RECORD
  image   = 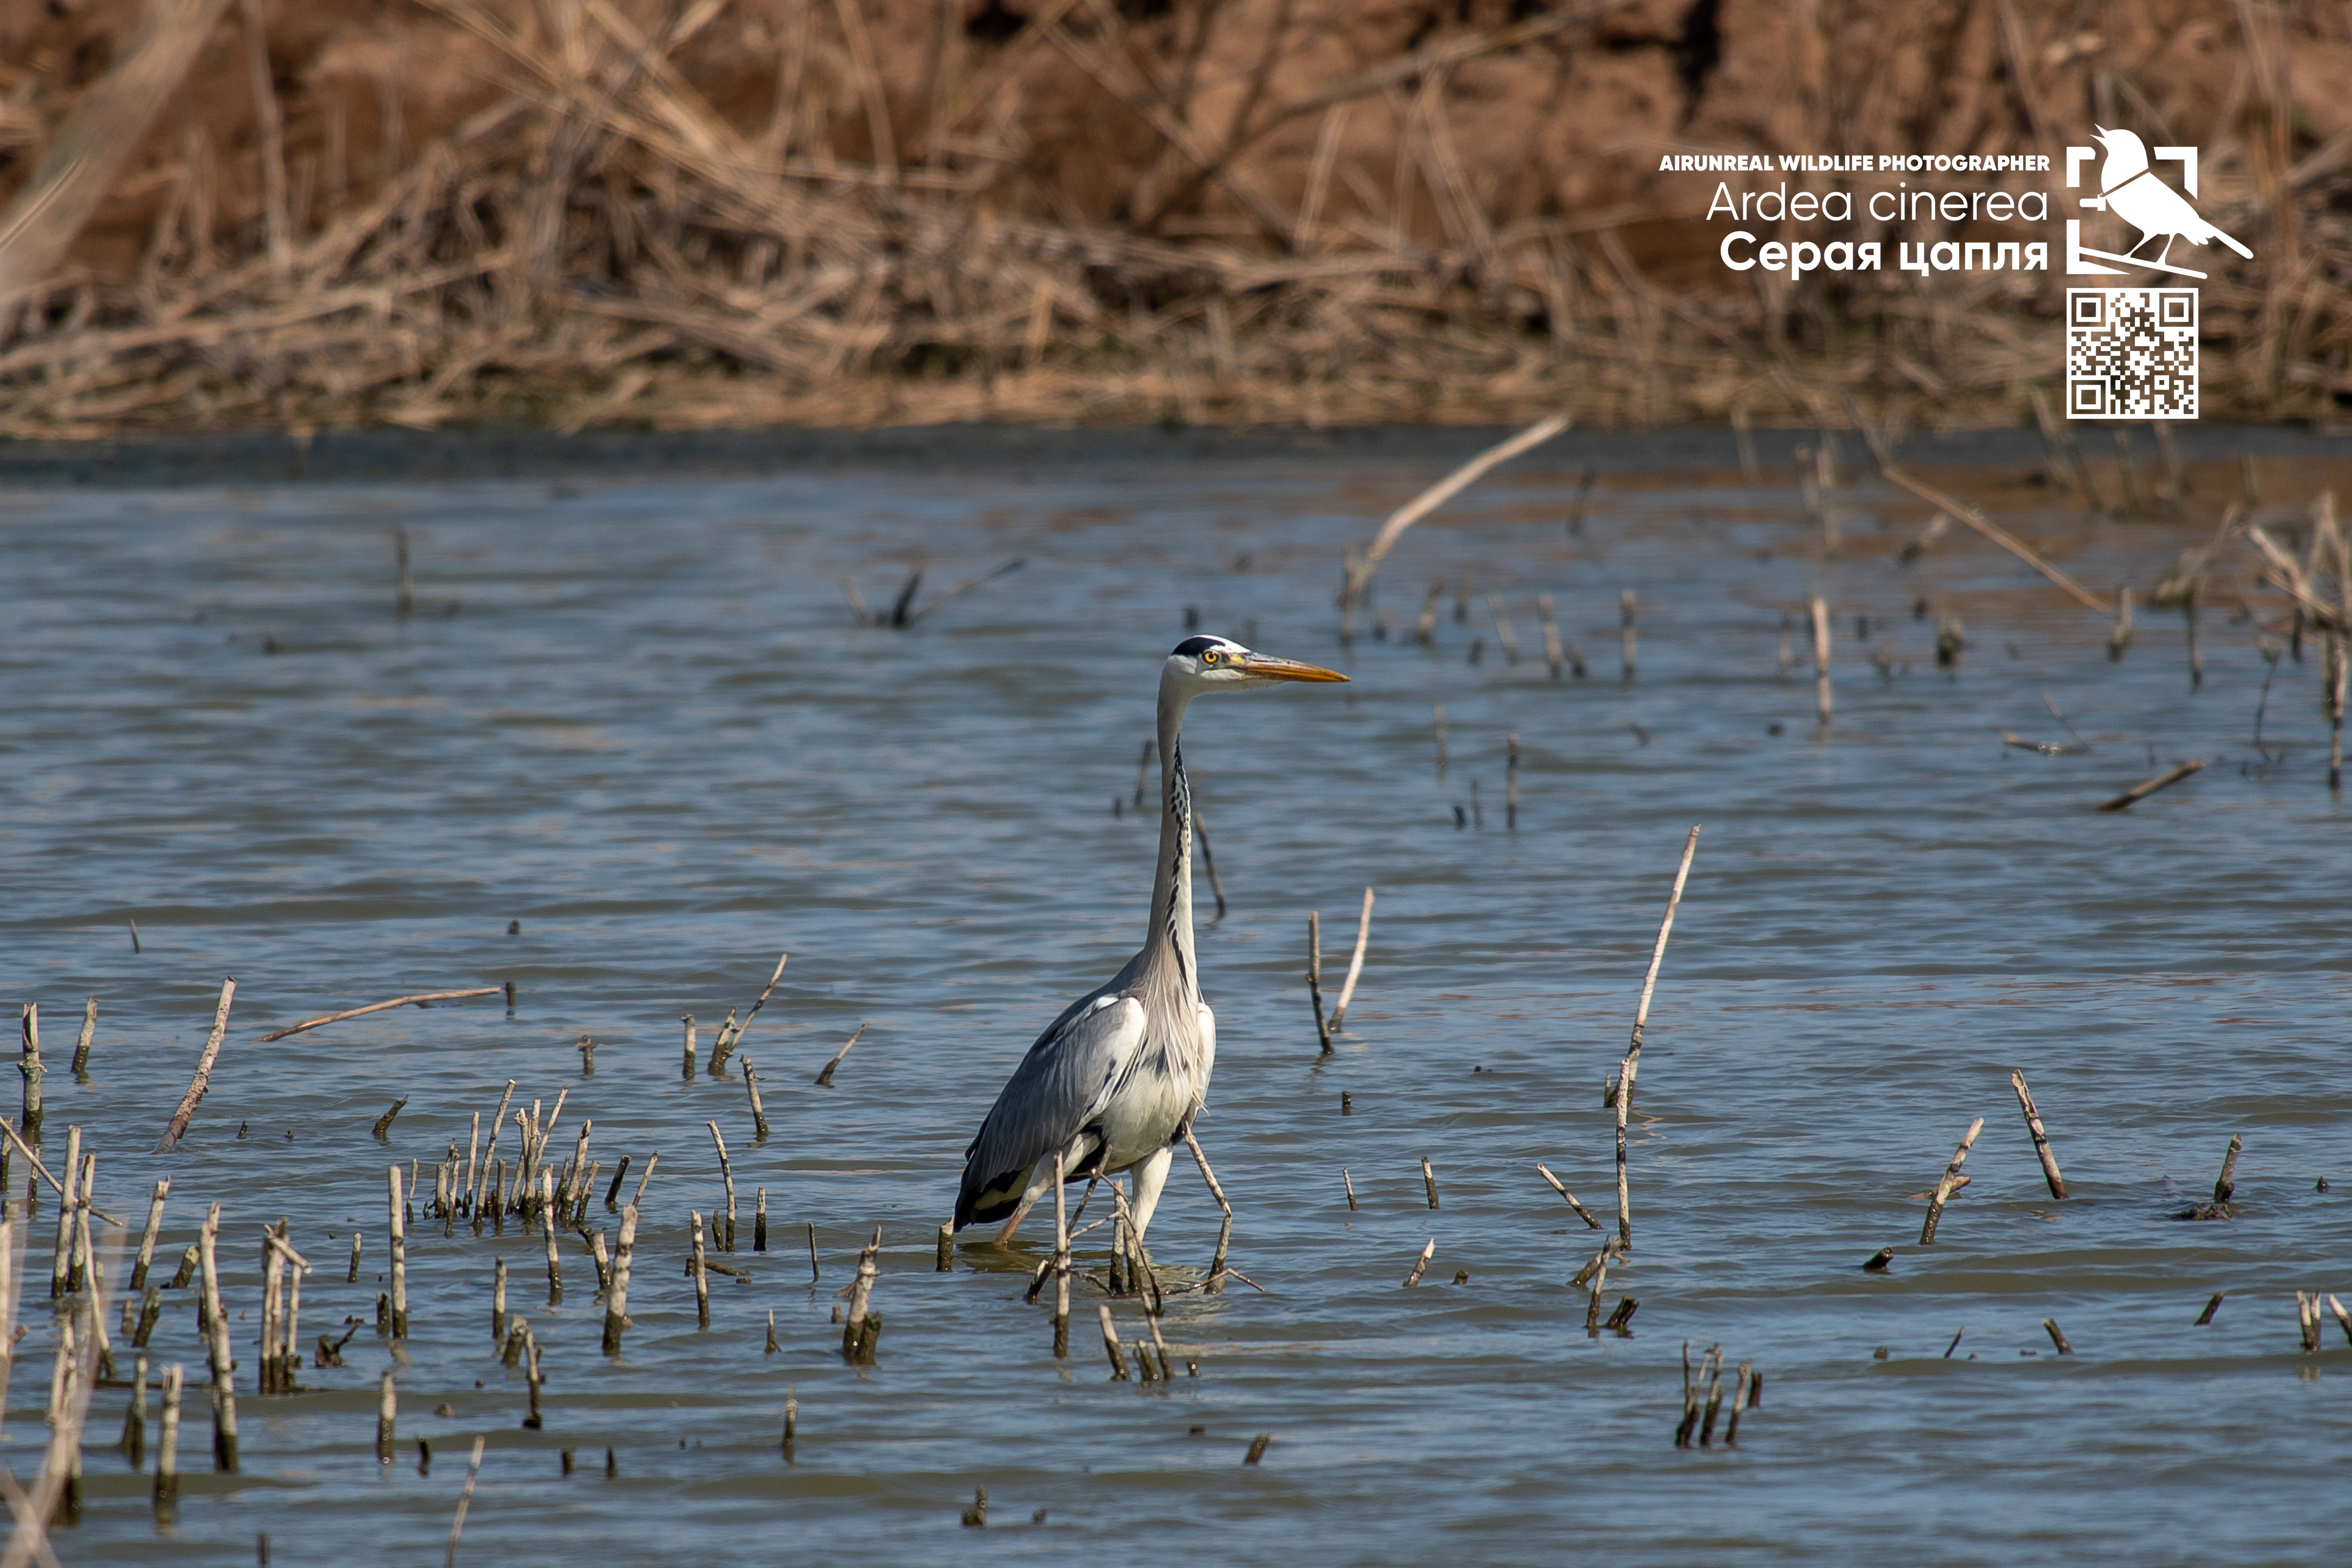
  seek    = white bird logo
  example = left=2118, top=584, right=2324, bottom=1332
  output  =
left=2084, top=126, right=2252, bottom=271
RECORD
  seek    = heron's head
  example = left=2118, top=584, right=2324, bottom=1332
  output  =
left=1163, top=635, right=1348, bottom=693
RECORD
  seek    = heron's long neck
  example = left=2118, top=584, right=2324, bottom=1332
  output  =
left=1142, top=677, right=1199, bottom=997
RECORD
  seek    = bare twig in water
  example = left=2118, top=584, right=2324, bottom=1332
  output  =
left=1918, top=1118, right=1984, bottom=1244
left=156, top=979, right=236, bottom=1153
left=905, top=559, right=1025, bottom=624
left=257, top=987, right=500, bottom=1041
left=1339, top=416, right=1571, bottom=630
left=444, top=1434, right=487, bottom=1568
left=1880, top=466, right=2110, bottom=614
left=2097, top=760, right=2204, bottom=811
left=813, top=1024, right=866, bottom=1088
left=1330, top=888, right=1374, bottom=1031
left=2009, top=1070, right=2068, bottom=1200
left=1616, top=827, right=1702, bottom=1247
left=1535, top=1163, right=1602, bottom=1229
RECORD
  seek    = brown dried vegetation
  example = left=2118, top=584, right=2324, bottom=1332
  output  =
left=0, top=0, right=2348, bottom=436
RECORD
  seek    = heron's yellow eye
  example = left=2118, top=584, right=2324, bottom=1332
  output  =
left=1203, top=650, right=1220, bottom=664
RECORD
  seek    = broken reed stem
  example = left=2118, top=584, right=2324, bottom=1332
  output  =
left=1097, top=1304, right=1129, bottom=1379
left=1620, top=588, right=1637, bottom=680
left=707, top=1122, right=738, bottom=1251
left=70, top=996, right=95, bottom=1079
left=1192, top=801, right=1229, bottom=920
left=255, top=986, right=500, bottom=1041
left=1506, top=731, right=1519, bottom=830
left=1919, top=1117, right=1985, bottom=1245
left=725, top=951, right=790, bottom=1056
left=841, top=1230, right=880, bottom=1364
left=1535, top=1163, right=1601, bottom=1229
left=18, top=1004, right=42, bottom=1140
left=690, top=1210, right=710, bottom=1330
left=812, top=1025, right=865, bottom=1088
left=601, top=1205, right=637, bottom=1355
left=387, top=1164, right=408, bottom=1336
left=1185, top=1131, right=1234, bottom=1290
left=446, top=1433, right=487, bottom=1564
left=376, top=1368, right=395, bottom=1463
left=156, top=1363, right=182, bottom=1510
left=1339, top=414, right=1572, bottom=627
left=1402, top=1237, right=1435, bottom=1287
left=1617, top=826, right=1702, bottom=1247
left=156, top=978, right=235, bottom=1152
left=757, top=1188, right=770, bottom=1253
left=540, top=1169, right=562, bottom=1303
left=1809, top=594, right=1832, bottom=728
left=1342, top=1167, right=1357, bottom=1211
left=2098, top=759, right=2206, bottom=811
left=2009, top=1070, right=2067, bottom=1200
left=198, top=1204, right=237, bottom=1470
left=2214, top=1133, right=2242, bottom=1204
left=1331, top=887, right=1375, bottom=1031
left=1421, top=1156, right=1440, bottom=1210
left=1306, top=912, right=1331, bottom=1052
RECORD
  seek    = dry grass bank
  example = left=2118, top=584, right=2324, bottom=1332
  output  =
left=1, top=0, right=2349, bottom=436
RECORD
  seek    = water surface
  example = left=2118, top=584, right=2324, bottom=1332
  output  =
left=3, top=431, right=2349, bottom=1565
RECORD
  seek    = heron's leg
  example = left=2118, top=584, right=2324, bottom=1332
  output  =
left=1125, top=1145, right=1175, bottom=1241
left=1183, top=1130, right=1234, bottom=1292
left=994, top=1134, right=1093, bottom=1245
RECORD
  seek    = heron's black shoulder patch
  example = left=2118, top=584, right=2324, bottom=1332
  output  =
left=1171, top=635, right=1232, bottom=657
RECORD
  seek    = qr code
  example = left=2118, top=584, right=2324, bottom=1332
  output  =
left=2066, top=288, right=2197, bottom=419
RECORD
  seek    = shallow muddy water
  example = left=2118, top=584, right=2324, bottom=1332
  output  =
left=3, top=428, right=2349, bottom=1565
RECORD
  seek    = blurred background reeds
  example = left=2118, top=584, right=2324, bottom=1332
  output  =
left=0, top=0, right=2348, bottom=436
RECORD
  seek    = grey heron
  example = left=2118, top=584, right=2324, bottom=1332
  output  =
left=954, top=634, right=1347, bottom=1248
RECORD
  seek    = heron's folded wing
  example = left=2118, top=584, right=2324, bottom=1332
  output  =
left=957, top=993, right=1146, bottom=1224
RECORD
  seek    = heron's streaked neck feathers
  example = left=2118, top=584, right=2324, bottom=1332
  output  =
left=1142, top=671, right=1199, bottom=997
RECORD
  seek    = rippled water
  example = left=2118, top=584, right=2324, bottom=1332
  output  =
left=4, top=428, right=2349, bottom=1565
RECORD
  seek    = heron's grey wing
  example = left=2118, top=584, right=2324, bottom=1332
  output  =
left=956, top=989, right=1147, bottom=1228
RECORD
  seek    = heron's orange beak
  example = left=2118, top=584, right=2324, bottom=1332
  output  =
left=1238, top=652, right=1349, bottom=683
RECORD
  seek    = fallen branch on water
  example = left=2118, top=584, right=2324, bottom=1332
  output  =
left=257, top=987, right=501, bottom=1041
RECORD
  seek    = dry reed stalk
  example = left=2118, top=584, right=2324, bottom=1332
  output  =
left=1919, top=1118, right=1984, bottom=1245
left=1402, top=1237, right=1435, bottom=1287
left=1184, top=1131, right=1235, bottom=1290
left=1535, top=1163, right=1601, bottom=1229
left=256, top=986, right=500, bottom=1041
left=601, top=1205, right=637, bottom=1355
left=1340, top=416, right=1571, bottom=629
left=2214, top=1134, right=2242, bottom=1204
left=1305, top=912, right=1332, bottom=1052
left=1331, top=888, right=1374, bottom=1031
left=197, top=1205, right=237, bottom=1470
left=707, top=1122, right=739, bottom=1251
left=1487, top=594, right=1522, bottom=666
left=1881, top=468, right=2110, bottom=615
left=1615, top=827, right=1702, bottom=1247
left=1421, top=1156, right=1440, bottom=1210
left=1809, top=595, right=1832, bottom=729
left=156, top=978, right=235, bottom=1152
left=387, top=1165, right=408, bottom=1336
left=2009, top=1071, right=2067, bottom=1200
left=690, top=1211, right=711, bottom=1330
left=813, top=1023, right=865, bottom=1088
left=69, top=997, right=95, bottom=1081
left=2098, top=760, right=2206, bottom=811
left=1192, top=801, right=1229, bottom=920
left=445, top=1433, right=487, bottom=1566
left=720, top=952, right=790, bottom=1058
